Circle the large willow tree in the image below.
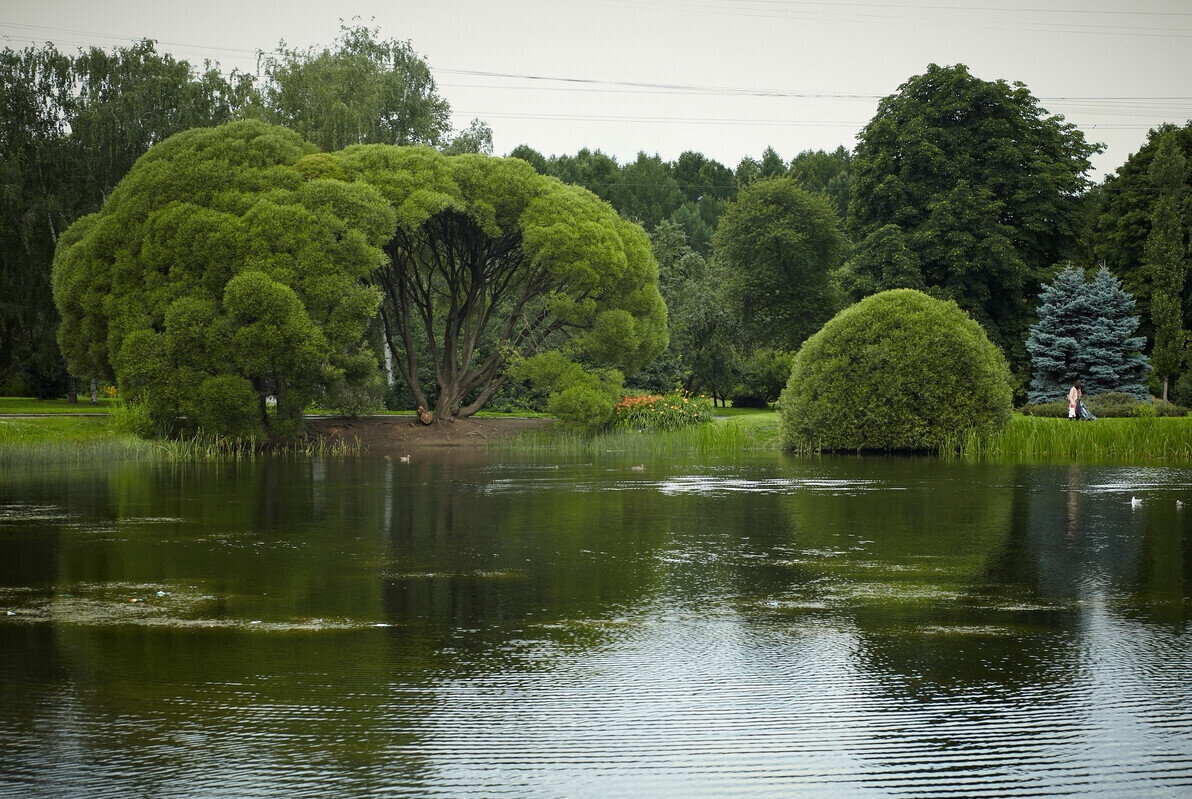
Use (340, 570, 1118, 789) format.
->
(335, 145, 668, 421)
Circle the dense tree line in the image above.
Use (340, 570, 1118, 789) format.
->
(6, 23, 1190, 413)
(3, 24, 472, 399)
(1, 39, 256, 398)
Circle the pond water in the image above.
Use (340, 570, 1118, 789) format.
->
(2, 451, 1191, 797)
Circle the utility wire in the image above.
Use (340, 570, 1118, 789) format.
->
(578, 0, 1192, 36)
(2, 17, 1189, 144)
(449, 110, 1176, 131)
(1, 20, 1189, 104)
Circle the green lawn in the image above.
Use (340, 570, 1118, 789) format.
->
(714, 405, 777, 418)
(0, 396, 118, 414)
(0, 415, 117, 444)
(0, 415, 159, 464)
(6, 405, 1189, 465)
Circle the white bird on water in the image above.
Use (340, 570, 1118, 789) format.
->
(1131, 496, 1142, 508)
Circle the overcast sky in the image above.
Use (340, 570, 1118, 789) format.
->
(3, 0, 1191, 178)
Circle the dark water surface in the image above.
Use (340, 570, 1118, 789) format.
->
(2, 452, 1191, 797)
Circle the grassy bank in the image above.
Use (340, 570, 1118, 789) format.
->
(0, 415, 360, 464)
(0, 415, 156, 464)
(0, 397, 118, 414)
(519, 411, 1192, 465)
(8, 409, 1189, 465)
(500, 410, 783, 456)
(948, 415, 1192, 464)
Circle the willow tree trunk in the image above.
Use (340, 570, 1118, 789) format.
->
(376, 210, 560, 422)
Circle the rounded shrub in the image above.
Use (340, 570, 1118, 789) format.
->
(196, 375, 263, 439)
(780, 289, 1013, 451)
(110, 399, 159, 440)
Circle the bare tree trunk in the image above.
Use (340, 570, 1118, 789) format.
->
(89, 378, 98, 404)
(67, 375, 78, 404)
(457, 374, 508, 419)
(257, 377, 269, 432)
(383, 330, 394, 387)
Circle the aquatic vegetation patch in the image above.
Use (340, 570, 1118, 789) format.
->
(835, 582, 969, 604)
(0, 415, 363, 464)
(656, 475, 889, 497)
(499, 413, 783, 456)
(0, 503, 73, 523)
(0, 582, 382, 632)
(913, 624, 1020, 637)
(943, 416, 1192, 463)
(379, 570, 525, 581)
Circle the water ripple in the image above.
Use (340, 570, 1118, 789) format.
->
(657, 476, 892, 497)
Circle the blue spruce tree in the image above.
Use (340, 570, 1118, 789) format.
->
(1025, 267, 1086, 402)
(1026, 265, 1150, 402)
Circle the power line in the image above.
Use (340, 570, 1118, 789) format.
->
(2, 20, 1190, 105)
(0, 21, 276, 60)
(725, 0, 1192, 16)
(454, 111, 868, 127)
(437, 69, 1192, 109)
(579, 0, 1192, 37)
(2, 17, 1189, 146)
(437, 68, 884, 101)
(451, 109, 1182, 132)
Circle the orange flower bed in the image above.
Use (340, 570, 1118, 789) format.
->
(612, 391, 713, 431)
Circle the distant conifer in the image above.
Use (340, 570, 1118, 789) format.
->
(1026, 265, 1150, 402)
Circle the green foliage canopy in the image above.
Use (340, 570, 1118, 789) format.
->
(736, 348, 794, 406)
(52, 121, 396, 436)
(845, 64, 1101, 375)
(258, 23, 451, 152)
(789, 146, 852, 225)
(781, 289, 1013, 451)
(713, 176, 847, 349)
(1093, 122, 1192, 334)
(642, 220, 739, 397)
(607, 152, 685, 230)
(1142, 132, 1189, 399)
(443, 118, 494, 156)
